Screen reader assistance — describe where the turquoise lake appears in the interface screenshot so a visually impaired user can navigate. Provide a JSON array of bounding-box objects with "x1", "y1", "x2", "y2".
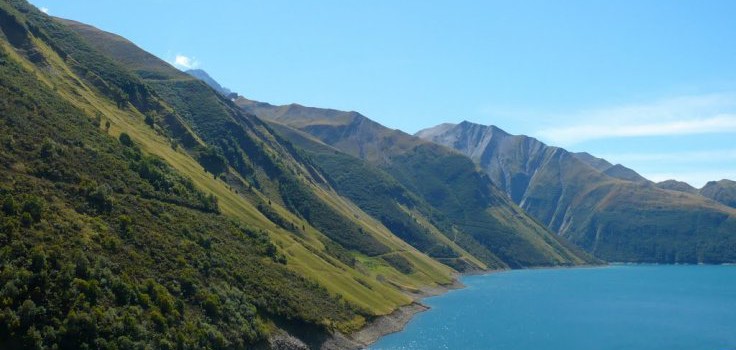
[{"x1": 371, "y1": 265, "x2": 736, "y2": 350}]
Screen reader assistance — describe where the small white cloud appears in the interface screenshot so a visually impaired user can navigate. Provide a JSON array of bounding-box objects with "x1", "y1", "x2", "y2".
[
  {"x1": 532, "y1": 93, "x2": 736, "y2": 146},
  {"x1": 172, "y1": 54, "x2": 199, "y2": 70},
  {"x1": 537, "y1": 115, "x2": 736, "y2": 146},
  {"x1": 40, "y1": 7, "x2": 49, "y2": 14}
]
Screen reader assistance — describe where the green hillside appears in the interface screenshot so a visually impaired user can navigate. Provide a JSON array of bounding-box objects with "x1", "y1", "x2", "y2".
[
  {"x1": 0, "y1": 1, "x2": 464, "y2": 348},
  {"x1": 59, "y1": 17, "x2": 460, "y2": 303},
  {"x1": 268, "y1": 122, "x2": 490, "y2": 272},
  {"x1": 0, "y1": 7, "x2": 351, "y2": 348},
  {"x1": 700, "y1": 180, "x2": 736, "y2": 209}
]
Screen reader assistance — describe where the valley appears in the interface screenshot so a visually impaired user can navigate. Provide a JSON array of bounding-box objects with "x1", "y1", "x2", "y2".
[{"x1": 1, "y1": 1, "x2": 734, "y2": 349}]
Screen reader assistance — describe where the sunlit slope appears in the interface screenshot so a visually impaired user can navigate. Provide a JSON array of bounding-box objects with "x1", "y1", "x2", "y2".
[
  {"x1": 57, "y1": 11, "x2": 458, "y2": 312},
  {"x1": 0, "y1": 3, "x2": 460, "y2": 344},
  {"x1": 268, "y1": 122, "x2": 490, "y2": 271},
  {"x1": 0, "y1": 1, "x2": 374, "y2": 347},
  {"x1": 238, "y1": 100, "x2": 594, "y2": 268}
]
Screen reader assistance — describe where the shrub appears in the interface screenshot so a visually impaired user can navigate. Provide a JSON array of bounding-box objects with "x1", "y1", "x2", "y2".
[
  {"x1": 20, "y1": 212, "x2": 33, "y2": 227},
  {"x1": 118, "y1": 215, "x2": 132, "y2": 236}
]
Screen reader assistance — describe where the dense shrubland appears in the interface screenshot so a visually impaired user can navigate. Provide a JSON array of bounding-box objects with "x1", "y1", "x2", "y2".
[{"x1": 0, "y1": 35, "x2": 359, "y2": 348}]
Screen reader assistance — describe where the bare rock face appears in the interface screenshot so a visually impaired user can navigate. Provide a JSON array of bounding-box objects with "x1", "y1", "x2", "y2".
[
  {"x1": 320, "y1": 303, "x2": 431, "y2": 350},
  {"x1": 266, "y1": 333, "x2": 310, "y2": 350}
]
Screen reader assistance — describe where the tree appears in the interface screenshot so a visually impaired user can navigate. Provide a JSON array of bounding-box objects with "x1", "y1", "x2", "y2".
[
  {"x1": 119, "y1": 132, "x2": 134, "y2": 147},
  {"x1": 87, "y1": 184, "x2": 114, "y2": 213},
  {"x1": 197, "y1": 147, "x2": 228, "y2": 177},
  {"x1": 119, "y1": 215, "x2": 132, "y2": 236},
  {"x1": 22, "y1": 196, "x2": 44, "y2": 222},
  {"x1": 2, "y1": 194, "x2": 17, "y2": 215},
  {"x1": 93, "y1": 112, "x2": 103, "y2": 127},
  {"x1": 144, "y1": 114, "x2": 155, "y2": 127}
]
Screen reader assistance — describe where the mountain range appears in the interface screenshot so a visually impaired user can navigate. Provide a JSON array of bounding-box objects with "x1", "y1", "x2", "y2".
[
  {"x1": 0, "y1": 0, "x2": 733, "y2": 348},
  {"x1": 235, "y1": 87, "x2": 736, "y2": 265},
  {"x1": 416, "y1": 122, "x2": 736, "y2": 263},
  {"x1": 236, "y1": 99, "x2": 591, "y2": 270}
]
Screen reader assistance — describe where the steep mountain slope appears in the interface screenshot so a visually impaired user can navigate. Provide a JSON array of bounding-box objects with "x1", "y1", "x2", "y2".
[
  {"x1": 0, "y1": 2, "x2": 462, "y2": 348},
  {"x1": 236, "y1": 99, "x2": 594, "y2": 269},
  {"x1": 61, "y1": 16, "x2": 460, "y2": 303},
  {"x1": 417, "y1": 121, "x2": 736, "y2": 263},
  {"x1": 700, "y1": 180, "x2": 736, "y2": 208},
  {"x1": 267, "y1": 122, "x2": 490, "y2": 272}
]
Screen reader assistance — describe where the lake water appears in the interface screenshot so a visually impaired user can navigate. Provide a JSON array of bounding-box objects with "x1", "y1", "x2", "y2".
[{"x1": 371, "y1": 265, "x2": 736, "y2": 350}]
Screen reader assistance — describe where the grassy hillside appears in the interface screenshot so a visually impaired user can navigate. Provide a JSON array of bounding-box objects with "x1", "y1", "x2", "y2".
[
  {"x1": 0, "y1": 1, "x2": 460, "y2": 348},
  {"x1": 417, "y1": 121, "x2": 736, "y2": 263},
  {"x1": 268, "y1": 122, "x2": 489, "y2": 272},
  {"x1": 0, "y1": 10, "x2": 354, "y2": 348},
  {"x1": 60, "y1": 9, "x2": 458, "y2": 303},
  {"x1": 237, "y1": 100, "x2": 594, "y2": 269}
]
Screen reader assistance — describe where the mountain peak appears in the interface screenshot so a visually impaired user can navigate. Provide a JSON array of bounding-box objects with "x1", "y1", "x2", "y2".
[
  {"x1": 414, "y1": 123, "x2": 456, "y2": 139},
  {"x1": 457, "y1": 121, "x2": 511, "y2": 137},
  {"x1": 602, "y1": 164, "x2": 650, "y2": 183},
  {"x1": 185, "y1": 69, "x2": 234, "y2": 97},
  {"x1": 656, "y1": 179, "x2": 698, "y2": 194},
  {"x1": 700, "y1": 179, "x2": 736, "y2": 208},
  {"x1": 415, "y1": 121, "x2": 512, "y2": 141}
]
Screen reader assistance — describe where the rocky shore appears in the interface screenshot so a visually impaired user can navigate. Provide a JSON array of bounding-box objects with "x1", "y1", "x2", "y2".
[{"x1": 321, "y1": 277, "x2": 466, "y2": 350}]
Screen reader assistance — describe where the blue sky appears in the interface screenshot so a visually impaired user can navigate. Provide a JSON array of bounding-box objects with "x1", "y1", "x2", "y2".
[{"x1": 31, "y1": 1, "x2": 736, "y2": 187}]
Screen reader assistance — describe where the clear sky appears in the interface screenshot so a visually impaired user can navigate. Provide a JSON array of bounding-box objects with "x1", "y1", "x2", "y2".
[{"x1": 31, "y1": 0, "x2": 736, "y2": 187}]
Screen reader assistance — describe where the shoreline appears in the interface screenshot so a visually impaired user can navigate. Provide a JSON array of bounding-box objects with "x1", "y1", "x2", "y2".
[
  {"x1": 336, "y1": 263, "x2": 607, "y2": 349},
  {"x1": 321, "y1": 270, "x2": 493, "y2": 350},
  {"x1": 311, "y1": 262, "x2": 608, "y2": 350}
]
